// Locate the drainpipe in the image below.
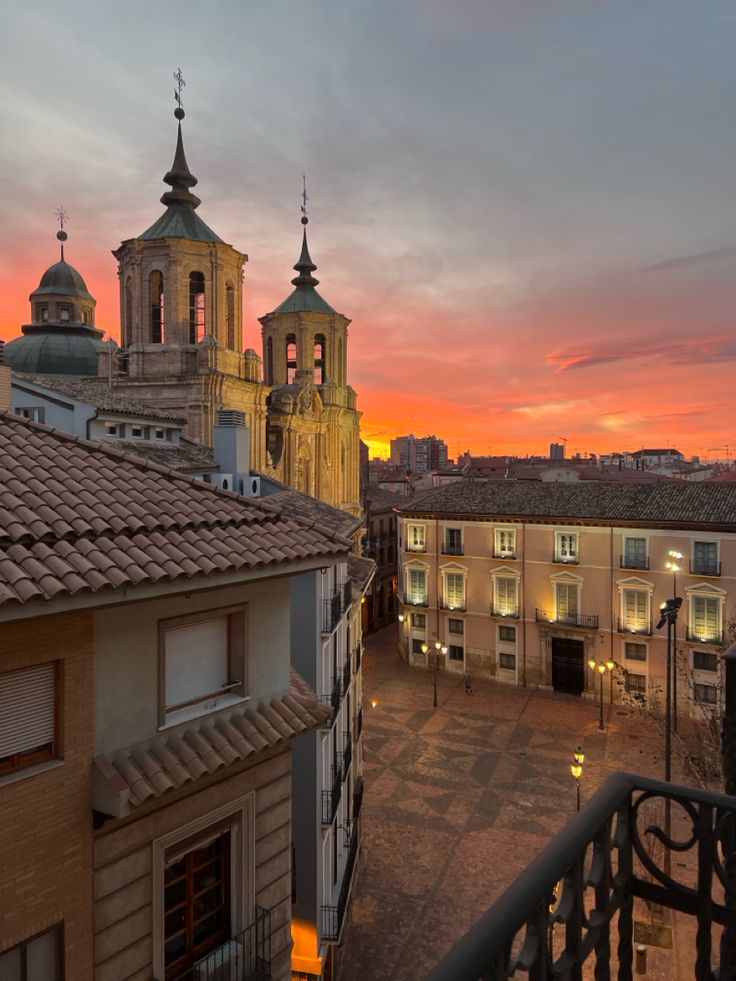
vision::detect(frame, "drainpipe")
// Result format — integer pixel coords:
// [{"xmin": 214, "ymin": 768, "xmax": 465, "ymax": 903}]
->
[{"xmin": 521, "ymin": 523, "xmax": 527, "ymax": 687}]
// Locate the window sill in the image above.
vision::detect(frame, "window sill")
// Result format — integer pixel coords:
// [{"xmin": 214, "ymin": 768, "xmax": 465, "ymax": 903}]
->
[
  {"xmin": 0, "ymin": 758, "xmax": 63, "ymax": 787},
  {"xmin": 159, "ymin": 693, "xmax": 250, "ymax": 731}
]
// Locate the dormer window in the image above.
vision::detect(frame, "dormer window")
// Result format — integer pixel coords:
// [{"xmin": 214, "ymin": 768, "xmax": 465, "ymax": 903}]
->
[
  {"xmin": 105, "ymin": 423, "xmax": 119, "ymax": 436},
  {"xmin": 131, "ymin": 426, "xmax": 146, "ymax": 439},
  {"xmin": 154, "ymin": 428, "xmax": 166, "ymax": 440}
]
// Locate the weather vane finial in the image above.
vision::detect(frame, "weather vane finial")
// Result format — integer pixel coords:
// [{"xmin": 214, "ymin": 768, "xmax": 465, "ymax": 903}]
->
[
  {"xmin": 55, "ymin": 206, "xmax": 69, "ymax": 260},
  {"xmin": 301, "ymin": 174, "xmax": 309, "ymax": 225},
  {"xmin": 173, "ymin": 68, "xmax": 186, "ymax": 119}
]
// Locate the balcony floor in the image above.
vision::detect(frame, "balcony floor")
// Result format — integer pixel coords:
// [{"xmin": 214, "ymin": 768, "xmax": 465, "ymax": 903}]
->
[{"xmin": 335, "ymin": 624, "xmax": 706, "ymax": 981}]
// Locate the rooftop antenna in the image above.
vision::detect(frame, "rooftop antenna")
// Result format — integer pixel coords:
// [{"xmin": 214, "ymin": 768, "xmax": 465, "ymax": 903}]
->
[
  {"xmin": 301, "ymin": 174, "xmax": 309, "ymax": 225},
  {"xmin": 55, "ymin": 206, "xmax": 68, "ymax": 261}
]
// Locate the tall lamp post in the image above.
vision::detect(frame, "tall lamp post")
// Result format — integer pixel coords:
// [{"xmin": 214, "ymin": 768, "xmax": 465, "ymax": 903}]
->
[
  {"xmin": 656, "ymin": 595, "xmax": 682, "ymax": 876},
  {"xmin": 588, "ymin": 658, "xmax": 614, "ymax": 731},
  {"xmin": 665, "ymin": 550, "xmax": 684, "ymax": 732},
  {"xmin": 421, "ymin": 640, "xmax": 448, "ymax": 708},
  {"xmin": 570, "ymin": 745, "xmax": 584, "ymax": 811}
]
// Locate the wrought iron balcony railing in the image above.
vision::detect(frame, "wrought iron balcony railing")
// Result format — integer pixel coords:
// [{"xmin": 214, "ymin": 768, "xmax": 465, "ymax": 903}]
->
[
  {"xmin": 173, "ymin": 906, "xmax": 271, "ymax": 980},
  {"xmin": 353, "ymin": 775, "xmax": 365, "ymax": 820},
  {"xmin": 687, "ymin": 628, "xmax": 723, "ymax": 645},
  {"xmin": 440, "ymin": 600, "xmax": 466, "ymax": 612},
  {"xmin": 406, "ymin": 544, "xmax": 427, "ymax": 553},
  {"xmin": 690, "ymin": 558, "xmax": 722, "ymax": 577},
  {"xmin": 322, "ymin": 592, "xmax": 342, "ymax": 633},
  {"xmin": 552, "ymin": 552, "xmax": 579, "ymax": 565},
  {"xmin": 355, "ymin": 706, "xmax": 363, "ymax": 741},
  {"xmin": 342, "ymin": 735, "xmax": 352, "ymax": 779},
  {"xmin": 491, "ymin": 605, "xmax": 519, "ymax": 619},
  {"xmin": 405, "ymin": 596, "xmax": 429, "ymax": 607},
  {"xmin": 492, "ymin": 550, "xmax": 517, "ymax": 560},
  {"xmin": 342, "ymin": 657, "xmax": 351, "ymax": 693},
  {"xmin": 616, "ymin": 617, "xmax": 653, "ymax": 636},
  {"xmin": 355, "ymin": 644, "xmax": 362, "ymax": 672},
  {"xmin": 321, "ymin": 766, "xmax": 342, "ymax": 825},
  {"xmin": 321, "ymin": 677, "xmax": 342, "ymax": 726},
  {"xmin": 442, "ymin": 543, "xmax": 464, "ymax": 556},
  {"xmin": 341, "ymin": 578, "xmax": 353, "ymax": 611},
  {"xmin": 426, "ymin": 772, "xmax": 736, "ymax": 981},
  {"xmin": 321, "ymin": 824, "xmax": 360, "ymax": 942},
  {"xmin": 619, "ymin": 554, "xmax": 649, "ymax": 570},
  {"xmin": 535, "ymin": 608, "xmax": 599, "ymax": 629}
]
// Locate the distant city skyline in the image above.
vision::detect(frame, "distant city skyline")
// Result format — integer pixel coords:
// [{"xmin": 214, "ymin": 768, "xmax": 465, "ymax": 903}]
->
[{"xmin": 3, "ymin": 0, "xmax": 736, "ymax": 459}]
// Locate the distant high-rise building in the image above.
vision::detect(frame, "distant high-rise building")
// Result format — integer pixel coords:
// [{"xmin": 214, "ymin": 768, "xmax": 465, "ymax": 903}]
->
[
  {"xmin": 550, "ymin": 442, "xmax": 565, "ymax": 460},
  {"xmin": 390, "ymin": 434, "xmax": 449, "ymax": 473}
]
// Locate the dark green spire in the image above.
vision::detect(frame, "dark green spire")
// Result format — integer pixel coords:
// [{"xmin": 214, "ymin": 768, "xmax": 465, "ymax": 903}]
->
[
  {"xmin": 291, "ymin": 218, "xmax": 319, "ymax": 288},
  {"xmin": 161, "ymin": 111, "xmax": 201, "ymax": 210}
]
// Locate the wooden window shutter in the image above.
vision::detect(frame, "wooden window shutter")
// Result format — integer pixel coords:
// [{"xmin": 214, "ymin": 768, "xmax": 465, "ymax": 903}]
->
[{"xmin": 0, "ymin": 663, "xmax": 55, "ymax": 758}]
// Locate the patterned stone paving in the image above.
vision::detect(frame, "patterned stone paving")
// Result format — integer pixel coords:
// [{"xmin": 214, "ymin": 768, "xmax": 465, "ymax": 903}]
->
[{"xmin": 335, "ymin": 626, "xmax": 697, "ymax": 980}]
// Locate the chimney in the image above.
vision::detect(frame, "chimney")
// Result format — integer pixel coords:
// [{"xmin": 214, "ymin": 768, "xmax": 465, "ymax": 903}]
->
[{"xmin": 213, "ymin": 410, "xmax": 250, "ymax": 486}]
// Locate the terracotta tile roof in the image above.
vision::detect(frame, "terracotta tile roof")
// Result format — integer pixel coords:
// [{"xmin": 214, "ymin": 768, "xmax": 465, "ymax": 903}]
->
[
  {"xmin": 348, "ymin": 555, "xmax": 376, "ymax": 593},
  {"xmin": 114, "ymin": 436, "xmax": 216, "ymax": 474},
  {"xmin": 0, "ymin": 414, "xmax": 350, "ymax": 608},
  {"xmin": 93, "ymin": 668, "xmax": 331, "ymax": 815},
  {"xmin": 399, "ymin": 479, "xmax": 736, "ymax": 528},
  {"xmin": 265, "ymin": 484, "xmax": 362, "ymax": 539},
  {"xmin": 21, "ymin": 376, "xmax": 187, "ymax": 422}
]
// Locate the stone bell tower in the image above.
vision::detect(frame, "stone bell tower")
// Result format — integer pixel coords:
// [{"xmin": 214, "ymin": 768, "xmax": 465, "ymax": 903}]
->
[
  {"xmin": 258, "ymin": 213, "xmax": 361, "ymax": 515},
  {"xmin": 110, "ymin": 86, "xmax": 266, "ymax": 449}
]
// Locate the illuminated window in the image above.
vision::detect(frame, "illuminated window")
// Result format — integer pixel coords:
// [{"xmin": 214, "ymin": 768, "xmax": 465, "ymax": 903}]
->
[
  {"xmin": 494, "ymin": 529, "xmax": 516, "ymax": 558},
  {"xmin": 622, "ymin": 589, "xmax": 649, "ymax": 632},
  {"xmin": 189, "ymin": 272, "xmax": 206, "ymax": 343},
  {"xmin": 555, "ymin": 582, "xmax": 579, "ymax": 622},
  {"xmin": 443, "ymin": 572, "xmax": 465, "ymax": 610},
  {"xmin": 407, "ymin": 525, "xmax": 426, "ymax": 552},
  {"xmin": 406, "ymin": 569, "xmax": 427, "ymax": 605},
  {"xmin": 690, "ymin": 595, "xmax": 721, "ymax": 643},
  {"xmin": 555, "ymin": 532, "xmax": 578, "ymax": 563},
  {"xmin": 493, "ymin": 576, "xmax": 518, "ymax": 617}
]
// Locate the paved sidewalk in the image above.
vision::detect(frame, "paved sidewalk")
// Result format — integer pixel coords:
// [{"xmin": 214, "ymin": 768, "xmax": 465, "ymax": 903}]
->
[{"xmin": 335, "ymin": 625, "xmax": 698, "ymax": 980}]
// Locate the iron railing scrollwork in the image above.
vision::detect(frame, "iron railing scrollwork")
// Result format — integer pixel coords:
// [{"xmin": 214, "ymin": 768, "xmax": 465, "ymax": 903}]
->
[
  {"xmin": 535, "ymin": 608, "xmax": 599, "ymax": 629},
  {"xmin": 425, "ymin": 773, "xmax": 736, "ymax": 981},
  {"xmin": 173, "ymin": 907, "xmax": 271, "ymax": 980},
  {"xmin": 321, "ymin": 824, "xmax": 360, "ymax": 941},
  {"xmin": 322, "ymin": 592, "xmax": 342, "ymax": 633}
]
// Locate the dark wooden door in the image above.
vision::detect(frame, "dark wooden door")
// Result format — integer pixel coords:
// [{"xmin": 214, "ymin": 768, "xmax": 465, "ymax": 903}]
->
[{"xmin": 551, "ymin": 638, "xmax": 585, "ymax": 694}]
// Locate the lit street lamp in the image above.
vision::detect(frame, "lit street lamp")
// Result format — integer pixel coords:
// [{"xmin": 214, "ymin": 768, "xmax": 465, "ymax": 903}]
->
[
  {"xmin": 570, "ymin": 745, "xmax": 584, "ymax": 811},
  {"xmin": 422, "ymin": 640, "xmax": 448, "ymax": 708},
  {"xmin": 665, "ymin": 550, "xmax": 684, "ymax": 731},
  {"xmin": 588, "ymin": 658, "xmax": 614, "ymax": 731},
  {"xmin": 656, "ymin": 594, "xmax": 682, "ymax": 875}
]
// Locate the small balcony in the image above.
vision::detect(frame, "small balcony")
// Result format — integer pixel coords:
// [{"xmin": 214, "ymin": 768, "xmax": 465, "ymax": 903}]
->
[
  {"xmin": 440, "ymin": 600, "xmax": 466, "ymax": 613},
  {"xmin": 341, "ymin": 578, "xmax": 353, "ymax": 611},
  {"xmin": 687, "ymin": 628, "xmax": 723, "ymax": 645},
  {"xmin": 405, "ymin": 595, "xmax": 429, "ymax": 608},
  {"xmin": 492, "ymin": 550, "xmax": 516, "ymax": 560},
  {"xmin": 342, "ymin": 657, "xmax": 351, "ymax": 693},
  {"xmin": 322, "ymin": 592, "xmax": 342, "ymax": 634},
  {"xmin": 406, "ymin": 544, "xmax": 426, "ymax": 553},
  {"xmin": 619, "ymin": 553, "xmax": 649, "ymax": 570},
  {"xmin": 552, "ymin": 552, "xmax": 579, "ymax": 565},
  {"xmin": 354, "ymin": 706, "xmax": 363, "ymax": 740},
  {"xmin": 172, "ymin": 907, "xmax": 271, "ymax": 980},
  {"xmin": 355, "ymin": 644, "xmax": 362, "ymax": 672},
  {"xmin": 321, "ymin": 824, "xmax": 359, "ymax": 942},
  {"xmin": 536, "ymin": 608, "xmax": 599, "ymax": 629},
  {"xmin": 426, "ymin": 773, "xmax": 736, "ymax": 981},
  {"xmin": 321, "ymin": 677, "xmax": 341, "ymax": 727},
  {"xmin": 617, "ymin": 616, "xmax": 653, "ymax": 636},
  {"xmin": 342, "ymin": 735, "xmax": 352, "ymax": 779},
  {"xmin": 442, "ymin": 544, "xmax": 464, "ymax": 556},
  {"xmin": 353, "ymin": 775, "xmax": 365, "ymax": 820},
  {"xmin": 321, "ymin": 766, "xmax": 342, "ymax": 825},
  {"xmin": 491, "ymin": 605, "xmax": 519, "ymax": 619},
  {"xmin": 690, "ymin": 558, "xmax": 722, "ymax": 577}
]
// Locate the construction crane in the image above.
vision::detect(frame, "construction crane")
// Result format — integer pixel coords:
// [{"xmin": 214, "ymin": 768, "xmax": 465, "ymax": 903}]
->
[{"xmin": 709, "ymin": 445, "xmax": 730, "ymax": 460}]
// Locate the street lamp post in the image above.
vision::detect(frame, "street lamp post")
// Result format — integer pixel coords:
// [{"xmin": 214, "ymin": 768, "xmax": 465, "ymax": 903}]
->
[
  {"xmin": 421, "ymin": 640, "xmax": 448, "ymax": 708},
  {"xmin": 588, "ymin": 658, "xmax": 614, "ymax": 731},
  {"xmin": 665, "ymin": 550, "xmax": 684, "ymax": 732},
  {"xmin": 570, "ymin": 745, "xmax": 584, "ymax": 812},
  {"xmin": 656, "ymin": 595, "xmax": 682, "ymax": 876}
]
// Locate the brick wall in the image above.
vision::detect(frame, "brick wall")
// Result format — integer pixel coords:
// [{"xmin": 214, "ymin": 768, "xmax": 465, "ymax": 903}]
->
[{"xmin": 0, "ymin": 610, "xmax": 95, "ymax": 980}]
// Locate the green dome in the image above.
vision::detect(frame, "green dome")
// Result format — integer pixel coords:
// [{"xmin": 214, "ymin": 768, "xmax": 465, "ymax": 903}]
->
[
  {"xmin": 4, "ymin": 329, "xmax": 103, "ymax": 377},
  {"xmin": 32, "ymin": 260, "xmax": 95, "ymax": 301}
]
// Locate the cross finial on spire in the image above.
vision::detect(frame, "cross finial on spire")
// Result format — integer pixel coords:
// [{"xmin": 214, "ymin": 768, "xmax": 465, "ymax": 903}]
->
[
  {"xmin": 301, "ymin": 174, "xmax": 309, "ymax": 225},
  {"xmin": 55, "ymin": 206, "xmax": 69, "ymax": 260},
  {"xmin": 174, "ymin": 68, "xmax": 186, "ymax": 112}
]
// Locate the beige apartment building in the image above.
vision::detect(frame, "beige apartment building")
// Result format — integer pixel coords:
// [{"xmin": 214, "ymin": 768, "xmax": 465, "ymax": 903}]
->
[{"xmin": 396, "ymin": 481, "xmax": 736, "ymax": 715}]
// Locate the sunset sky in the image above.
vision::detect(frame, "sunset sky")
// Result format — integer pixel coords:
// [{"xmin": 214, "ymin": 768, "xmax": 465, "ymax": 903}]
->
[{"xmin": 3, "ymin": 0, "xmax": 736, "ymax": 460}]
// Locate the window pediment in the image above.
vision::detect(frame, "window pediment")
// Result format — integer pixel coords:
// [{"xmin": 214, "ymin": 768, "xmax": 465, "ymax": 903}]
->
[
  {"xmin": 616, "ymin": 576, "xmax": 654, "ymax": 590},
  {"xmin": 490, "ymin": 565, "xmax": 520, "ymax": 578},
  {"xmin": 549, "ymin": 570, "xmax": 583, "ymax": 583},
  {"xmin": 440, "ymin": 562, "xmax": 467, "ymax": 574},
  {"xmin": 685, "ymin": 582, "xmax": 727, "ymax": 596},
  {"xmin": 405, "ymin": 558, "xmax": 429, "ymax": 571}
]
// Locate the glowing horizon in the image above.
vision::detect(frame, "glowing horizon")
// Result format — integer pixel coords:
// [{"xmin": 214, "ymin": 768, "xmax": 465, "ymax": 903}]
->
[{"xmin": 3, "ymin": 0, "xmax": 736, "ymax": 463}]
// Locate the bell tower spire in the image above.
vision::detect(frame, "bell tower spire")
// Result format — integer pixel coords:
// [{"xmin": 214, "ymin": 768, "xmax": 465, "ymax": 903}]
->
[{"xmin": 161, "ymin": 70, "xmax": 201, "ymax": 209}]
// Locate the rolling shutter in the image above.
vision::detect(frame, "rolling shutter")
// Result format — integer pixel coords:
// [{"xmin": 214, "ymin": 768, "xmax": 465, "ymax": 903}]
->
[{"xmin": 0, "ymin": 662, "xmax": 55, "ymax": 758}]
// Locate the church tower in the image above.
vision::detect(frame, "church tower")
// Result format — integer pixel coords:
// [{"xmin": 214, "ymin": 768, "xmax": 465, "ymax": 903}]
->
[
  {"xmin": 111, "ymin": 87, "xmax": 266, "ymax": 448},
  {"xmin": 259, "ymin": 212, "xmax": 361, "ymax": 515}
]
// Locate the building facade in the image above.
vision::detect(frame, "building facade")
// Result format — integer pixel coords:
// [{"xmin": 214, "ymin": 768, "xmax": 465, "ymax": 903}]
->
[
  {"xmin": 396, "ymin": 481, "xmax": 736, "ymax": 717},
  {"xmin": 0, "ymin": 413, "xmax": 349, "ymax": 981},
  {"xmin": 389, "ymin": 434, "xmax": 449, "ymax": 474}
]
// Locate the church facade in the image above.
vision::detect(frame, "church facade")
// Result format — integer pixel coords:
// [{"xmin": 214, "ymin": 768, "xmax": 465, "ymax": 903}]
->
[
  {"xmin": 8, "ymin": 102, "xmax": 361, "ymax": 516},
  {"xmin": 111, "ymin": 104, "xmax": 361, "ymax": 515}
]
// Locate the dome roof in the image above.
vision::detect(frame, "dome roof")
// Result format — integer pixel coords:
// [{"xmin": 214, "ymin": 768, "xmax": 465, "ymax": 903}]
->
[
  {"xmin": 4, "ymin": 330, "xmax": 103, "ymax": 377},
  {"xmin": 32, "ymin": 260, "xmax": 95, "ymax": 301}
]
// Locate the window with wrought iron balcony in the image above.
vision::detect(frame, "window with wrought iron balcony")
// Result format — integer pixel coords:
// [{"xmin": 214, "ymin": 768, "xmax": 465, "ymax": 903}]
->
[
  {"xmin": 442, "ymin": 528, "xmax": 463, "ymax": 555},
  {"xmin": 690, "ymin": 541, "xmax": 721, "ymax": 577},
  {"xmin": 620, "ymin": 536, "xmax": 648, "ymax": 569}
]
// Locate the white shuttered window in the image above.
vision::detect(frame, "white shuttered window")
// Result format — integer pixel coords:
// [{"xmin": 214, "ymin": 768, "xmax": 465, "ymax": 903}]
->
[
  {"xmin": 165, "ymin": 617, "xmax": 229, "ymax": 713},
  {"xmin": 0, "ymin": 662, "xmax": 56, "ymax": 768}
]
